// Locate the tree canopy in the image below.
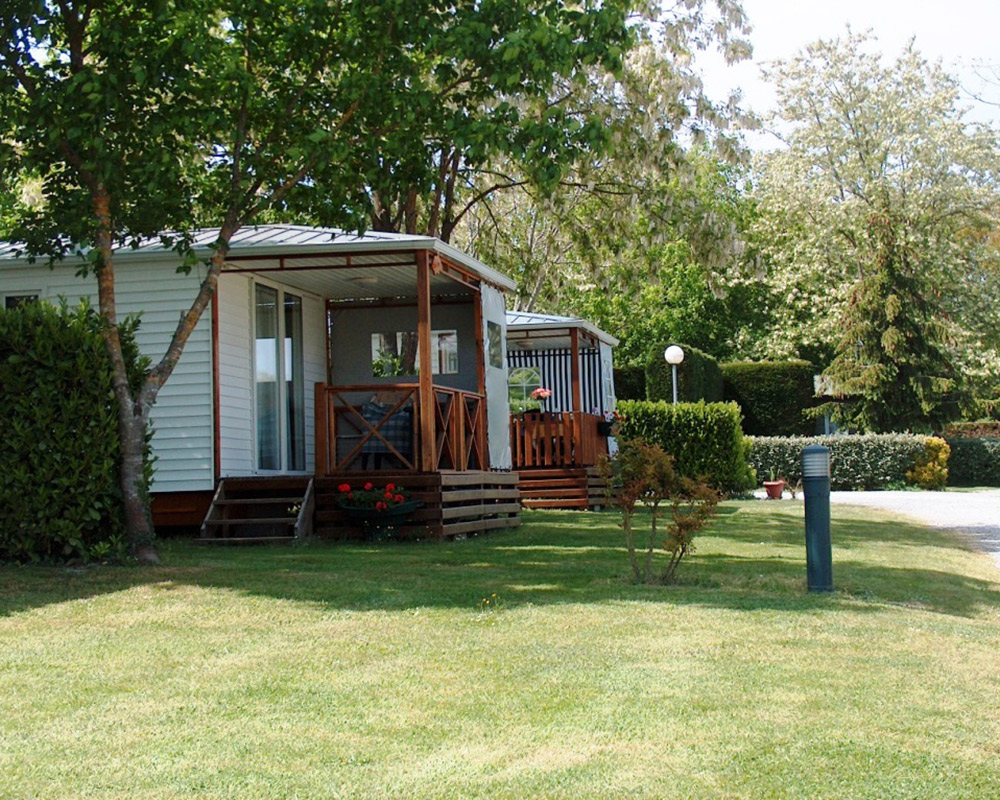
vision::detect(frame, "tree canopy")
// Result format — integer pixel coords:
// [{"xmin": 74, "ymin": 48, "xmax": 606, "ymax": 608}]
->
[{"xmin": 751, "ymin": 32, "xmax": 1000, "ymax": 430}]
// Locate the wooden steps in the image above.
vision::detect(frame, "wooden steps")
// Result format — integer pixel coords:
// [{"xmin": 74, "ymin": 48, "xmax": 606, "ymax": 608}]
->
[
  {"xmin": 517, "ymin": 467, "xmax": 609, "ymax": 510},
  {"xmin": 200, "ymin": 477, "xmax": 314, "ymax": 544}
]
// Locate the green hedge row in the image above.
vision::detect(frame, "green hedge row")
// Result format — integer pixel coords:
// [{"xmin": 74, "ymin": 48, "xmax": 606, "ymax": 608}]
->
[
  {"xmin": 617, "ymin": 400, "xmax": 754, "ymax": 492},
  {"xmin": 721, "ymin": 360, "xmax": 816, "ymax": 436},
  {"xmin": 747, "ymin": 434, "xmax": 941, "ymax": 490},
  {"xmin": 646, "ymin": 343, "xmax": 723, "ymax": 403},
  {"xmin": 946, "ymin": 438, "xmax": 1000, "ymax": 486},
  {"xmin": 0, "ymin": 302, "xmax": 151, "ymax": 562}
]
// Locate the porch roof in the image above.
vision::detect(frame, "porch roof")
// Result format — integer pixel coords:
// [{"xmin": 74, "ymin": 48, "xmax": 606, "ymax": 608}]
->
[
  {"xmin": 505, "ymin": 310, "xmax": 619, "ymax": 348},
  {"xmin": 0, "ymin": 224, "xmax": 517, "ymax": 294}
]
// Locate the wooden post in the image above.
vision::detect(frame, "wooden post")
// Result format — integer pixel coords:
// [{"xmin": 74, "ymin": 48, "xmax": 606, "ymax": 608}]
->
[
  {"xmin": 473, "ymin": 290, "xmax": 486, "ymax": 396},
  {"xmin": 416, "ymin": 251, "xmax": 436, "ymax": 472},
  {"xmin": 570, "ymin": 327, "xmax": 582, "ymax": 465},
  {"xmin": 570, "ymin": 327, "xmax": 582, "ymax": 415}
]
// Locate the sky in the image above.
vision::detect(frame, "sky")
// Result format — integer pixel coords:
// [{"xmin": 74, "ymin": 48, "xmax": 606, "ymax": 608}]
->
[{"xmin": 696, "ymin": 0, "xmax": 1000, "ymax": 148}]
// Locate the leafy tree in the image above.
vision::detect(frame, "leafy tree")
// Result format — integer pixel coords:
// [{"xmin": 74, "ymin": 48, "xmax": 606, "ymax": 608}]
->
[
  {"xmin": 467, "ymin": 152, "xmax": 772, "ymax": 364},
  {"xmin": 438, "ymin": 0, "xmax": 755, "ymax": 251},
  {"xmin": 0, "ymin": 0, "xmax": 635, "ymax": 557},
  {"xmin": 753, "ymin": 32, "xmax": 1000, "ymax": 430}
]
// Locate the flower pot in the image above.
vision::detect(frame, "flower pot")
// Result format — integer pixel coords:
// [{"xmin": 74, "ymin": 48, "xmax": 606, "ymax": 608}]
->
[
  {"xmin": 763, "ymin": 480, "xmax": 786, "ymax": 500},
  {"xmin": 338, "ymin": 500, "xmax": 423, "ymax": 539}
]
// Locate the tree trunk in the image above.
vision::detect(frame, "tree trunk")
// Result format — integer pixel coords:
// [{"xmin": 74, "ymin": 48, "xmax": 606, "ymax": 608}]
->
[
  {"xmin": 92, "ymin": 185, "xmax": 159, "ymax": 561},
  {"xmin": 119, "ymin": 409, "xmax": 158, "ymax": 562}
]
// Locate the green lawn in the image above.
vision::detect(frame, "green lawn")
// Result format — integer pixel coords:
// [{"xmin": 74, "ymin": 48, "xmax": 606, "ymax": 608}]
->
[{"xmin": 2, "ymin": 502, "xmax": 999, "ymax": 799}]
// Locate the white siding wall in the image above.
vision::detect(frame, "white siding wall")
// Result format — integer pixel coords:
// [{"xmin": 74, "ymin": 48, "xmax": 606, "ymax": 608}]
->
[
  {"xmin": 217, "ymin": 273, "xmax": 254, "ymax": 475},
  {"xmin": 216, "ymin": 272, "xmax": 325, "ymax": 476},
  {"xmin": 481, "ymin": 284, "xmax": 512, "ymax": 470},
  {"xmin": 0, "ymin": 258, "xmax": 214, "ymax": 492}
]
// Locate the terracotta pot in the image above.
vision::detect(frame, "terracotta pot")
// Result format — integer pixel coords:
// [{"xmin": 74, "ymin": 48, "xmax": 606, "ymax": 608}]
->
[{"xmin": 763, "ymin": 480, "xmax": 786, "ymax": 500}]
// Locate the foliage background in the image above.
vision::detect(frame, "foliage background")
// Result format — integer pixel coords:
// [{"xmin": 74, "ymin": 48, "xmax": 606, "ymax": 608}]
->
[{"xmin": 0, "ymin": 302, "xmax": 151, "ymax": 561}]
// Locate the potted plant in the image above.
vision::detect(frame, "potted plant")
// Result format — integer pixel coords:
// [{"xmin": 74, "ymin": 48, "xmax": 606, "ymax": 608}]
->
[
  {"xmin": 336, "ymin": 481, "xmax": 422, "ymax": 539},
  {"xmin": 763, "ymin": 469, "xmax": 787, "ymax": 500},
  {"xmin": 597, "ymin": 409, "xmax": 623, "ymax": 437},
  {"xmin": 510, "ymin": 386, "xmax": 552, "ymax": 418}
]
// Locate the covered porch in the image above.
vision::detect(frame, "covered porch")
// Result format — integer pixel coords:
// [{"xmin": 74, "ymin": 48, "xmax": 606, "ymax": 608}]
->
[
  {"xmin": 505, "ymin": 311, "xmax": 619, "ymax": 507},
  {"xmin": 209, "ymin": 230, "xmax": 517, "ymax": 540}
]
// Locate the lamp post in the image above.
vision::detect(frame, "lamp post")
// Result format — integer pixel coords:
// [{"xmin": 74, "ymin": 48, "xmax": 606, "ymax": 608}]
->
[{"xmin": 664, "ymin": 345, "xmax": 685, "ymax": 405}]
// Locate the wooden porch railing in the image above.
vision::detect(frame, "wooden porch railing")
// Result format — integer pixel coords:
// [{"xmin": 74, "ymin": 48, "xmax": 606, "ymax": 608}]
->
[
  {"xmin": 510, "ymin": 411, "xmax": 605, "ymax": 469},
  {"xmin": 314, "ymin": 382, "xmax": 487, "ymax": 475}
]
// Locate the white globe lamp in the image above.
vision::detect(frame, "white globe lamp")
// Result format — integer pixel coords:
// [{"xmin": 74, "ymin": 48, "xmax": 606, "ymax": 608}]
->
[{"xmin": 663, "ymin": 345, "xmax": 685, "ymax": 405}]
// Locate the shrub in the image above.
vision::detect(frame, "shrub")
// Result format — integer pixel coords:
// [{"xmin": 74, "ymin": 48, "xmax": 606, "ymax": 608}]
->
[
  {"xmin": 616, "ymin": 400, "xmax": 754, "ymax": 492},
  {"xmin": 946, "ymin": 438, "xmax": 1000, "ymax": 487},
  {"xmin": 943, "ymin": 421, "xmax": 1000, "ymax": 439},
  {"xmin": 747, "ymin": 433, "xmax": 948, "ymax": 490},
  {"xmin": 645, "ymin": 343, "xmax": 723, "ymax": 403},
  {"xmin": 598, "ymin": 439, "xmax": 719, "ymax": 584},
  {"xmin": 0, "ymin": 301, "xmax": 151, "ymax": 562},
  {"xmin": 906, "ymin": 437, "xmax": 950, "ymax": 490},
  {"xmin": 613, "ymin": 365, "xmax": 646, "ymax": 401},
  {"xmin": 721, "ymin": 360, "xmax": 816, "ymax": 436}
]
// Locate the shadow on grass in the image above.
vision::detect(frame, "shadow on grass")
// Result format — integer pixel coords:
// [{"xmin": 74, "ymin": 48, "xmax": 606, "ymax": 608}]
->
[{"xmin": 1, "ymin": 506, "xmax": 997, "ymax": 620}]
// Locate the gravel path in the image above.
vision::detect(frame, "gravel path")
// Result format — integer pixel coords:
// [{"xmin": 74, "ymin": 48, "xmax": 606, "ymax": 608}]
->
[{"xmin": 829, "ymin": 489, "xmax": 1000, "ymax": 571}]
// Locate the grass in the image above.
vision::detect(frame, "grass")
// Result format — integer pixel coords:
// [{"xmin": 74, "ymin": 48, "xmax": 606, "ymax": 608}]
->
[{"xmin": 1, "ymin": 501, "xmax": 999, "ymax": 799}]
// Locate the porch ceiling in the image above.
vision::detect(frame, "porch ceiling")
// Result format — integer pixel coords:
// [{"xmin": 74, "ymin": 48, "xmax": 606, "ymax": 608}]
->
[
  {"xmin": 507, "ymin": 328, "xmax": 599, "ymax": 351},
  {"xmin": 223, "ymin": 254, "xmax": 475, "ymax": 302}
]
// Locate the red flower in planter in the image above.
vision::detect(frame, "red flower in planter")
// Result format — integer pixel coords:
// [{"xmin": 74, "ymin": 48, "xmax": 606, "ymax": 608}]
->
[
  {"xmin": 386, "ymin": 483, "xmax": 396, "ymax": 492},
  {"xmin": 338, "ymin": 483, "xmax": 351, "ymax": 493},
  {"xmin": 364, "ymin": 482, "xmax": 374, "ymax": 491},
  {"xmin": 375, "ymin": 501, "xmax": 387, "ymax": 511},
  {"xmin": 394, "ymin": 494, "xmax": 404, "ymax": 503}
]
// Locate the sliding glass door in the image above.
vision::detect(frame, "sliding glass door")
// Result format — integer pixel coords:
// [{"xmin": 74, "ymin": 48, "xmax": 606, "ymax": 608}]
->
[{"xmin": 254, "ymin": 283, "xmax": 306, "ymax": 472}]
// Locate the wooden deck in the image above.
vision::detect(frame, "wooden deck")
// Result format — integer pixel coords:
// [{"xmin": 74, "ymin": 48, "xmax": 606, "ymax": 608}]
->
[
  {"xmin": 314, "ymin": 470, "xmax": 520, "ymax": 540},
  {"xmin": 517, "ymin": 467, "xmax": 609, "ymax": 510},
  {"xmin": 510, "ymin": 412, "xmax": 610, "ymax": 509}
]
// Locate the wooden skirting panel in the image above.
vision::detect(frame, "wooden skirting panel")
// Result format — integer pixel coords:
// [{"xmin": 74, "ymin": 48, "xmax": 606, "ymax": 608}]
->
[
  {"xmin": 152, "ymin": 490, "xmax": 214, "ymax": 529},
  {"xmin": 315, "ymin": 470, "xmax": 520, "ymax": 540},
  {"xmin": 517, "ymin": 467, "xmax": 610, "ymax": 510}
]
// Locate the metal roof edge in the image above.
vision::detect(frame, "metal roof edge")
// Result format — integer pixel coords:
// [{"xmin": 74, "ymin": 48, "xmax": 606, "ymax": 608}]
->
[
  {"xmin": 506, "ymin": 318, "xmax": 619, "ymax": 347},
  {"xmin": 0, "ymin": 229, "xmax": 519, "ymax": 293}
]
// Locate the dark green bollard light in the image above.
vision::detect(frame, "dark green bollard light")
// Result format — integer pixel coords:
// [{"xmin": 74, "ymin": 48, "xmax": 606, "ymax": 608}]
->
[{"xmin": 801, "ymin": 444, "xmax": 833, "ymax": 592}]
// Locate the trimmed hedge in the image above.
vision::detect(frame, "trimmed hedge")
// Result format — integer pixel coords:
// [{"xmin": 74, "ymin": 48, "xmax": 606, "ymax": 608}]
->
[
  {"xmin": 617, "ymin": 399, "xmax": 754, "ymax": 492},
  {"xmin": 613, "ymin": 365, "xmax": 646, "ymax": 401},
  {"xmin": 748, "ymin": 434, "xmax": 949, "ymax": 490},
  {"xmin": 0, "ymin": 301, "xmax": 151, "ymax": 562},
  {"xmin": 646, "ymin": 343, "xmax": 723, "ymax": 403},
  {"xmin": 721, "ymin": 360, "xmax": 816, "ymax": 436},
  {"xmin": 946, "ymin": 438, "xmax": 1000, "ymax": 486}
]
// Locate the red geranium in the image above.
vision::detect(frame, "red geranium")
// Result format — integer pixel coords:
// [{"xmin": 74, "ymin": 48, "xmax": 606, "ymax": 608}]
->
[{"xmin": 336, "ymin": 482, "xmax": 413, "ymax": 512}]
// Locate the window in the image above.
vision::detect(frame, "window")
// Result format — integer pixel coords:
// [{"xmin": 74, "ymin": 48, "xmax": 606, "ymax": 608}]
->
[
  {"xmin": 254, "ymin": 284, "xmax": 305, "ymax": 472},
  {"xmin": 508, "ymin": 366, "xmax": 542, "ymax": 408},
  {"xmin": 4, "ymin": 294, "xmax": 38, "ymax": 309},
  {"xmin": 370, "ymin": 330, "xmax": 458, "ymax": 377},
  {"xmin": 487, "ymin": 321, "xmax": 504, "ymax": 368}
]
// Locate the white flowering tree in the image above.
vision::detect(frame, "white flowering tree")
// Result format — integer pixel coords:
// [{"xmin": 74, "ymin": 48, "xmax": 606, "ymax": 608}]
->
[{"xmin": 753, "ymin": 32, "xmax": 1000, "ymax": 430}]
